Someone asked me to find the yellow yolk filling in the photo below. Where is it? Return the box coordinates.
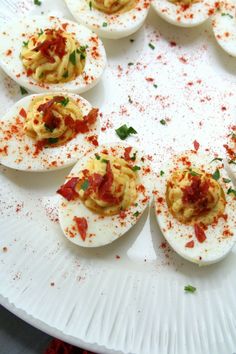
[21,29,86,84]
[166,169,226,225]
[24,95,83,146]
[77,153,139,215]
[91,0,135,14]
[169,0,198,5]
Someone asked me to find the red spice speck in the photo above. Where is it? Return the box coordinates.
[193,140,200,151]
[116,255,120,259]
[170,41,177,47]
[185,240,194,248]
[87,135,99,146]
[221,106,227,111]
[2,247,8,252]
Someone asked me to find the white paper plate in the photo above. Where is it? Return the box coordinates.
[1,1,236,354]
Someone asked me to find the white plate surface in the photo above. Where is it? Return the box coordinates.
[0,1,236,354]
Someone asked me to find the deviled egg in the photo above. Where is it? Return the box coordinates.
[0,16,106,93]
[212,0,236,56]
[0,93,100,171]
[154,150,236,265]
[57,144,153,247]
[152,0,215,27]
[64,0,150,39]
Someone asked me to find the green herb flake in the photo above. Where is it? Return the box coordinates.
[188,169,200,177]
[160,170,165,176]
[210,157,223,163]
[20,86,28,95]
[229,159,236,165]
[39,72,44,79]
[81,180,89,191]
[132,165,141,172]
[128,62,134,66]
[148,43,155,50]
[44,124,54,132]
[212,169,220,181]
[223,178,231,183]
[22,41,29,48]
[95,154,100,160]
[101,158,108,163]
[128,95,133,104]
[69,50,76,65]
[134,203,138,207]
[115,124,137,140]
[227,187,236,197]
[102,22,108,27]
[160,119,166,125]
[131,151,137,161]
[133,211,140,217]
[48,137,58,144]
[62,71,69,79]
[89,1,92,10]
[38,29,44,36]
[153,84,158,88]
[221,12,233,19]
[60,97,69,107]
[184,285,197,293]
[34,0,42,5]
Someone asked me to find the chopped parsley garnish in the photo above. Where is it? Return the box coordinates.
[38,29,44,36]
[134,203,138,207]
[221,13,233,19]
[89,1,92,10]
[230,132,236,139]
[184,285,197,293]
[44,124,54,132]
[148,43,155,50]
[160,170,165,176]
[48,137,58,144]
[101,158,108,163]
[229,159,236,165]
[34,0,42,5]
[130,151,137,161]
[69,50,76,65]
[60,97,69,107]
[62,71,69,79]
[115,124,137,140]
[77,45,88,60]
[22,41,29,47]
[132,165,140,172]
[39,72,44,79]
[102,22,108,27]
[153,84,157,88]
[133,211,140,217]
[128,62,134,66]
[210,157,223,163]
[81,180,89,191]
[188,169,200,177]
[212,169,220,181]
[95,154,100,160]
[160,119,166,125]
[223,178,231,183]
[20,86,28,95]
[227,187,236,197]
[128,95,133,104]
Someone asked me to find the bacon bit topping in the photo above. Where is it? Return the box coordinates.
[98,161,121,205]
[57,177,79,201]
[73,108,98,133]
[19,108,27,118]
[185,240,194,248]
[124,146,132,161]
[182,176,209,213]
[26,68,34,77]
[74,217,88,241]
[194,224,206,243]
[38,96,64,130]
[33,29,66,63]
[193,140,200,151]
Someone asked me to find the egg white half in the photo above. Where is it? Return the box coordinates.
[65,0,150,39]
[212,0,236,56]
[0,93,100,172]
[58,143,153,247]
[152,0,215,27]
[154,150,236,265]
[0,15,106,93]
